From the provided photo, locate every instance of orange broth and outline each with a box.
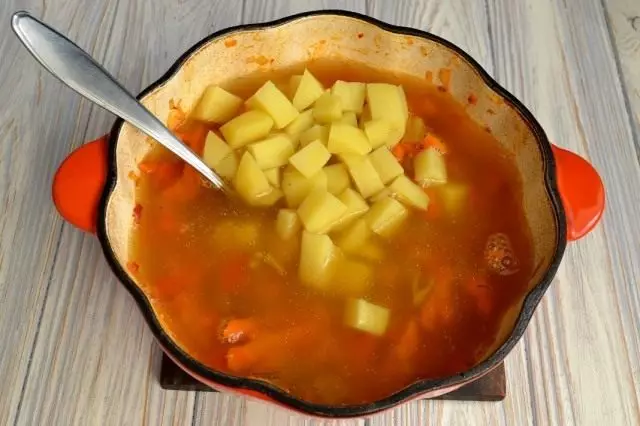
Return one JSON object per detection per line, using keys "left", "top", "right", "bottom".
{"left": 130, "top": 61, "right": 534, "bottom": 405}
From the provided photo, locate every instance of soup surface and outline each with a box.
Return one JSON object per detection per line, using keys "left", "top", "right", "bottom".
{"left": 130, "top": 61, "right": 534, "bottom": 405}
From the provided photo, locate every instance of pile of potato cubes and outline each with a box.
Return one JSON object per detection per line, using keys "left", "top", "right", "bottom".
{"left": 191, "top": 69, "right": 447, "bottom": 336}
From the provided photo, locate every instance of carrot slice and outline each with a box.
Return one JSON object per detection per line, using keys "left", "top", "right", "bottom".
{"left": 394, "top": 320, "right": 420, "bottom": 363}
{"left": 221, "top": 318, "right": 259, "bottom": 344}
{"left": 162, "top": 165, "right": 202, "bottom": 204}
{"left": 424, "top": 134, "right": 448, "bottom": 155}
{"left": 392, "top": 143, "right": 407, "bottom": 162}
{"left": 175, "top": 122, "right": 208, "bottom": 155}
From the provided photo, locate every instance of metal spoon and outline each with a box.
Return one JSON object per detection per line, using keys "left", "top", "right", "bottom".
{"left": 11, "top": 11, "right": 230, "bottom": 193}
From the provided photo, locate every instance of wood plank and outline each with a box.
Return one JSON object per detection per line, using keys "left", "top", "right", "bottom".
{"left": 0, "top": 1, "right": 123, "bottom": 424}
{"left": 602, "top": 0, "right": 640, "bottom": 157}
{"left": 10, "top": 1, "right": 243, "bottom": 425}
{"left": 486, "top": 1, "right": 640, "bottom": 426}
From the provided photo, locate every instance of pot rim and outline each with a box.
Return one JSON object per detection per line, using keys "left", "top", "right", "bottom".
{"left": 96, "top": 9, "right": 567, "bottom": 417}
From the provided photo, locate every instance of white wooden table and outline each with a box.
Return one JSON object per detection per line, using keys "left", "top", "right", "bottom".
{"left": 1, "top": 0, "right": 639, "bottom": 425}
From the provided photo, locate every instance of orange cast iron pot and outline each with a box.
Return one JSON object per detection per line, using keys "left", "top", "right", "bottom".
{"left": 50, "top": 11, "right": 605, "bottom": 418}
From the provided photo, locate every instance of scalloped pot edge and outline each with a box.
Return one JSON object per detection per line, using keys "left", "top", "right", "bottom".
{"left": 49, "top": 11, "right": 604, "bottom": 418}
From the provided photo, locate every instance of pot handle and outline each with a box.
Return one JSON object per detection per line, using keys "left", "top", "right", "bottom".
{"left": 52, "top": 135, "right": 108, "bottom": 234}
{"left": 550, "top": 144, "right": 605, "bottom": 241}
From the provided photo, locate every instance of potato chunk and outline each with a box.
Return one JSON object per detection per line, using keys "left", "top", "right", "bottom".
{"left": 333, "top": 257, "right": 373, "bottom": 297}
{"left": 389, "top": 175, "right": 430, "bottom": 210}
{"left": 405, "top": 115, "right": 427, "bottom": 142}
{"left": 369, "top": 146, "right": 404, "bottom": 184}
{"left": 332, "top": 188, "right": 370, "bottom": 231}
{"left": 299, "top": 231, "right": 338, "bottom": 288}
{"left": 281, "top": 166, "right": 327, "bottom": 207}
{"left": 264, "top": 167, "right": 281, "bottom": 187}
{"left": 276, "top": 209, "right": 301, "bottom": 240}
{"left": 438, "top": 183, "right": 468, "bottom": 216}
{"left": 328, "top": 124, "right": 372, "bottom": 155}
{"left": 366, "top": 83, "right": 408, "bottom": 133}
{"left": 345, "top": 156, "right": 385, "bottom": 198}
{"left": 365, "top": 196, "right": 409, "bottom": 237}
{"left": 214, "top": 151, "right": 238, "bottom": 179}
{"left": 220, "top": 110, "right": 274, "bottom": 148}
{"left": 331, "top": 81, "right": 366, "bottom": 113}
{"left": 344, "top": 298, "right": 390, "bottom": 336}
{"left": 284, "top": 109, "right": 315, "bottom": 142}
{"left": 247, "top": 134, "right": 294, "bottom": 169}
{"left": 288, "top": 75, "right": 302, "bottom": 99}
{"left": 299, "top": 124, "right": 329, "bottom": 147}
{"left": 292, "top": 69, "right": 325, "bottom": 111}
{"left": 247, "top": 80, "right": 299, "bottom": 128}
{"left": 202, "top": 131, "right": 232, "bottom": 169}
{"left": 191, "top": 85, "right": 243, "bottom": 124}
{"left": 335, "top": 218, "right": 371, "bottom": 253}
{"left": 288, "top": 140, "right": 331, "bottom": 178}
{"left": 252, "top": 187, "right": 283, "bottom": 206}
{"left": 414, "top": 147, "right": 447, "bottom": 186}
{"left": 313, "top": 92, "right": 343, "bottom": 124}
{"left": 363, "top": 119, "right": 392, "bottom": 149}
{"left": 297, "top": 190, "right": 348, "bottom": 233}
{"left": 324, "top": 163, "right": 350, "bottom": 195}
{"left": 233, "top": 152, "right": 273, "bottom": 205}
{"left": 339, "top": 111, "right": 358, "bottom": 127}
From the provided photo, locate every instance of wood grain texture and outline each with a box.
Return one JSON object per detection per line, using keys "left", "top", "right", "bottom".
{"left": 602, "top": 0, "right": 640, "bottom": 157}
{"left": 0, "top": 0, "right": 638, "bottom": 425}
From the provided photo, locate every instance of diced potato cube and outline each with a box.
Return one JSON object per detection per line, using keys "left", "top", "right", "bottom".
{"left": 191, "top": 85, "right": 243, "bottom": 124}
{"left": 366, "top": 83, "right": 408, "bottom": 133}
{"left": 386, "top": 127, "right": 405, "bottom": 148}
{"left": 333, "top": 257, "right": 373, "bottom": 296}
{"left": 288, "top": 140, "right": 331, "bottom": 178}
{"left": 281, "top": 166, "right": 327, "bottom": 207}
{"left": 220, "top": 110, "right": 274, "bottom": 148}
{"left": 212, "top": 219, "right": 260, "bottom": 250}
{"left": 247, "top": 134, "right": 294, "bottom": 169}
{"left": 331, "top": 81, "right": 366, "bottom": 113}
{"left": 359, "top": 243, "right": 384, "bottom": 261}
{"left": 405, "top": 115, "right": 427, "bottom": 142}
{"left": 414, "top": 147, "right": 448, "bottom": 186}
{"left": 324, "top": 163, "right": 350, "bottom": 195}
{"left": 327, "top": 124, "right": 372, "bottom": 155}
{"left": 389, "top": 175, "right": 430, "bottom": 210}
{"left": 252, "top": 187, "right": 283, "bottom": 206}
{"left": 359, "top": 103, "right": 372, "bottom": 126}
{"left": 332, "top": 188, "right": 370, "bottom": 231}
{"left": 344, "top": 298, "right": 390, "bottom": 336}
{"left": 365, "top": 196, "right": 409, "bottom": 237}
{"left": 363, "top": 120, "right": 392, "bottom": 149}
{"left": 299, "top": 124, "right": 329, "bottom": 147}
{"left": 203, "top": 131, "right": 232, "bottom": 169}
{"left": 247, "top": 80, "right": 299, "bottom": 128}
{"left": 233, "top": 152, "right": 273, "bottom": 205}
{"left": 313, "top": 92, "right": 342, "bottom": 124}
{"left": 338, "top": 111, "right": 358, "bottom": 127}
{"left": 214, "top": 152, "right": 238, "bottom": 179}
{"left": 369, "top": 146, "right": 404, "bottom": 184}
{"left": 438, "top": 183, "right": 468, "bottom": 216}
{"left": 288, "top": 75, "right": 303, "bottom": 99}
{"left": 292, "top": 69, "right": 325, "bottom": 111}
{"left": 297, "top": 190, "right": 348, "bottom": 233}
{"left": 264, "top": 167, "right": 281, "bottom": 187}
{"left": 369, "top": 187, "right": 392, "bottom": 203}
{"left": 276, "top": 209, "right": 301, "bottom": 240}
{"left": 337, "top": 153, "right": 363, "bottom": 168}
{"left": 284, "top": 109, "right": 315, "bottom": 140}
{"left": 335, "top": 219, "right": 372, "bottom": 254}
{"left": 346, "top": 156, "right": 385, "bottom": 198}
{"left": 299, "top": 231, "right": 338, "bottom": 288}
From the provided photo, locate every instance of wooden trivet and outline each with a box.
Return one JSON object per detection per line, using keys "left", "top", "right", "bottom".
{"left": 159, "top": 355, "right": 505, "bottom": 401}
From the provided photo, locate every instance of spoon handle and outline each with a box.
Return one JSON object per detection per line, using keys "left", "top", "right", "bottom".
{"left": 11, "top": 11, "right": 228, "bottom": 192}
